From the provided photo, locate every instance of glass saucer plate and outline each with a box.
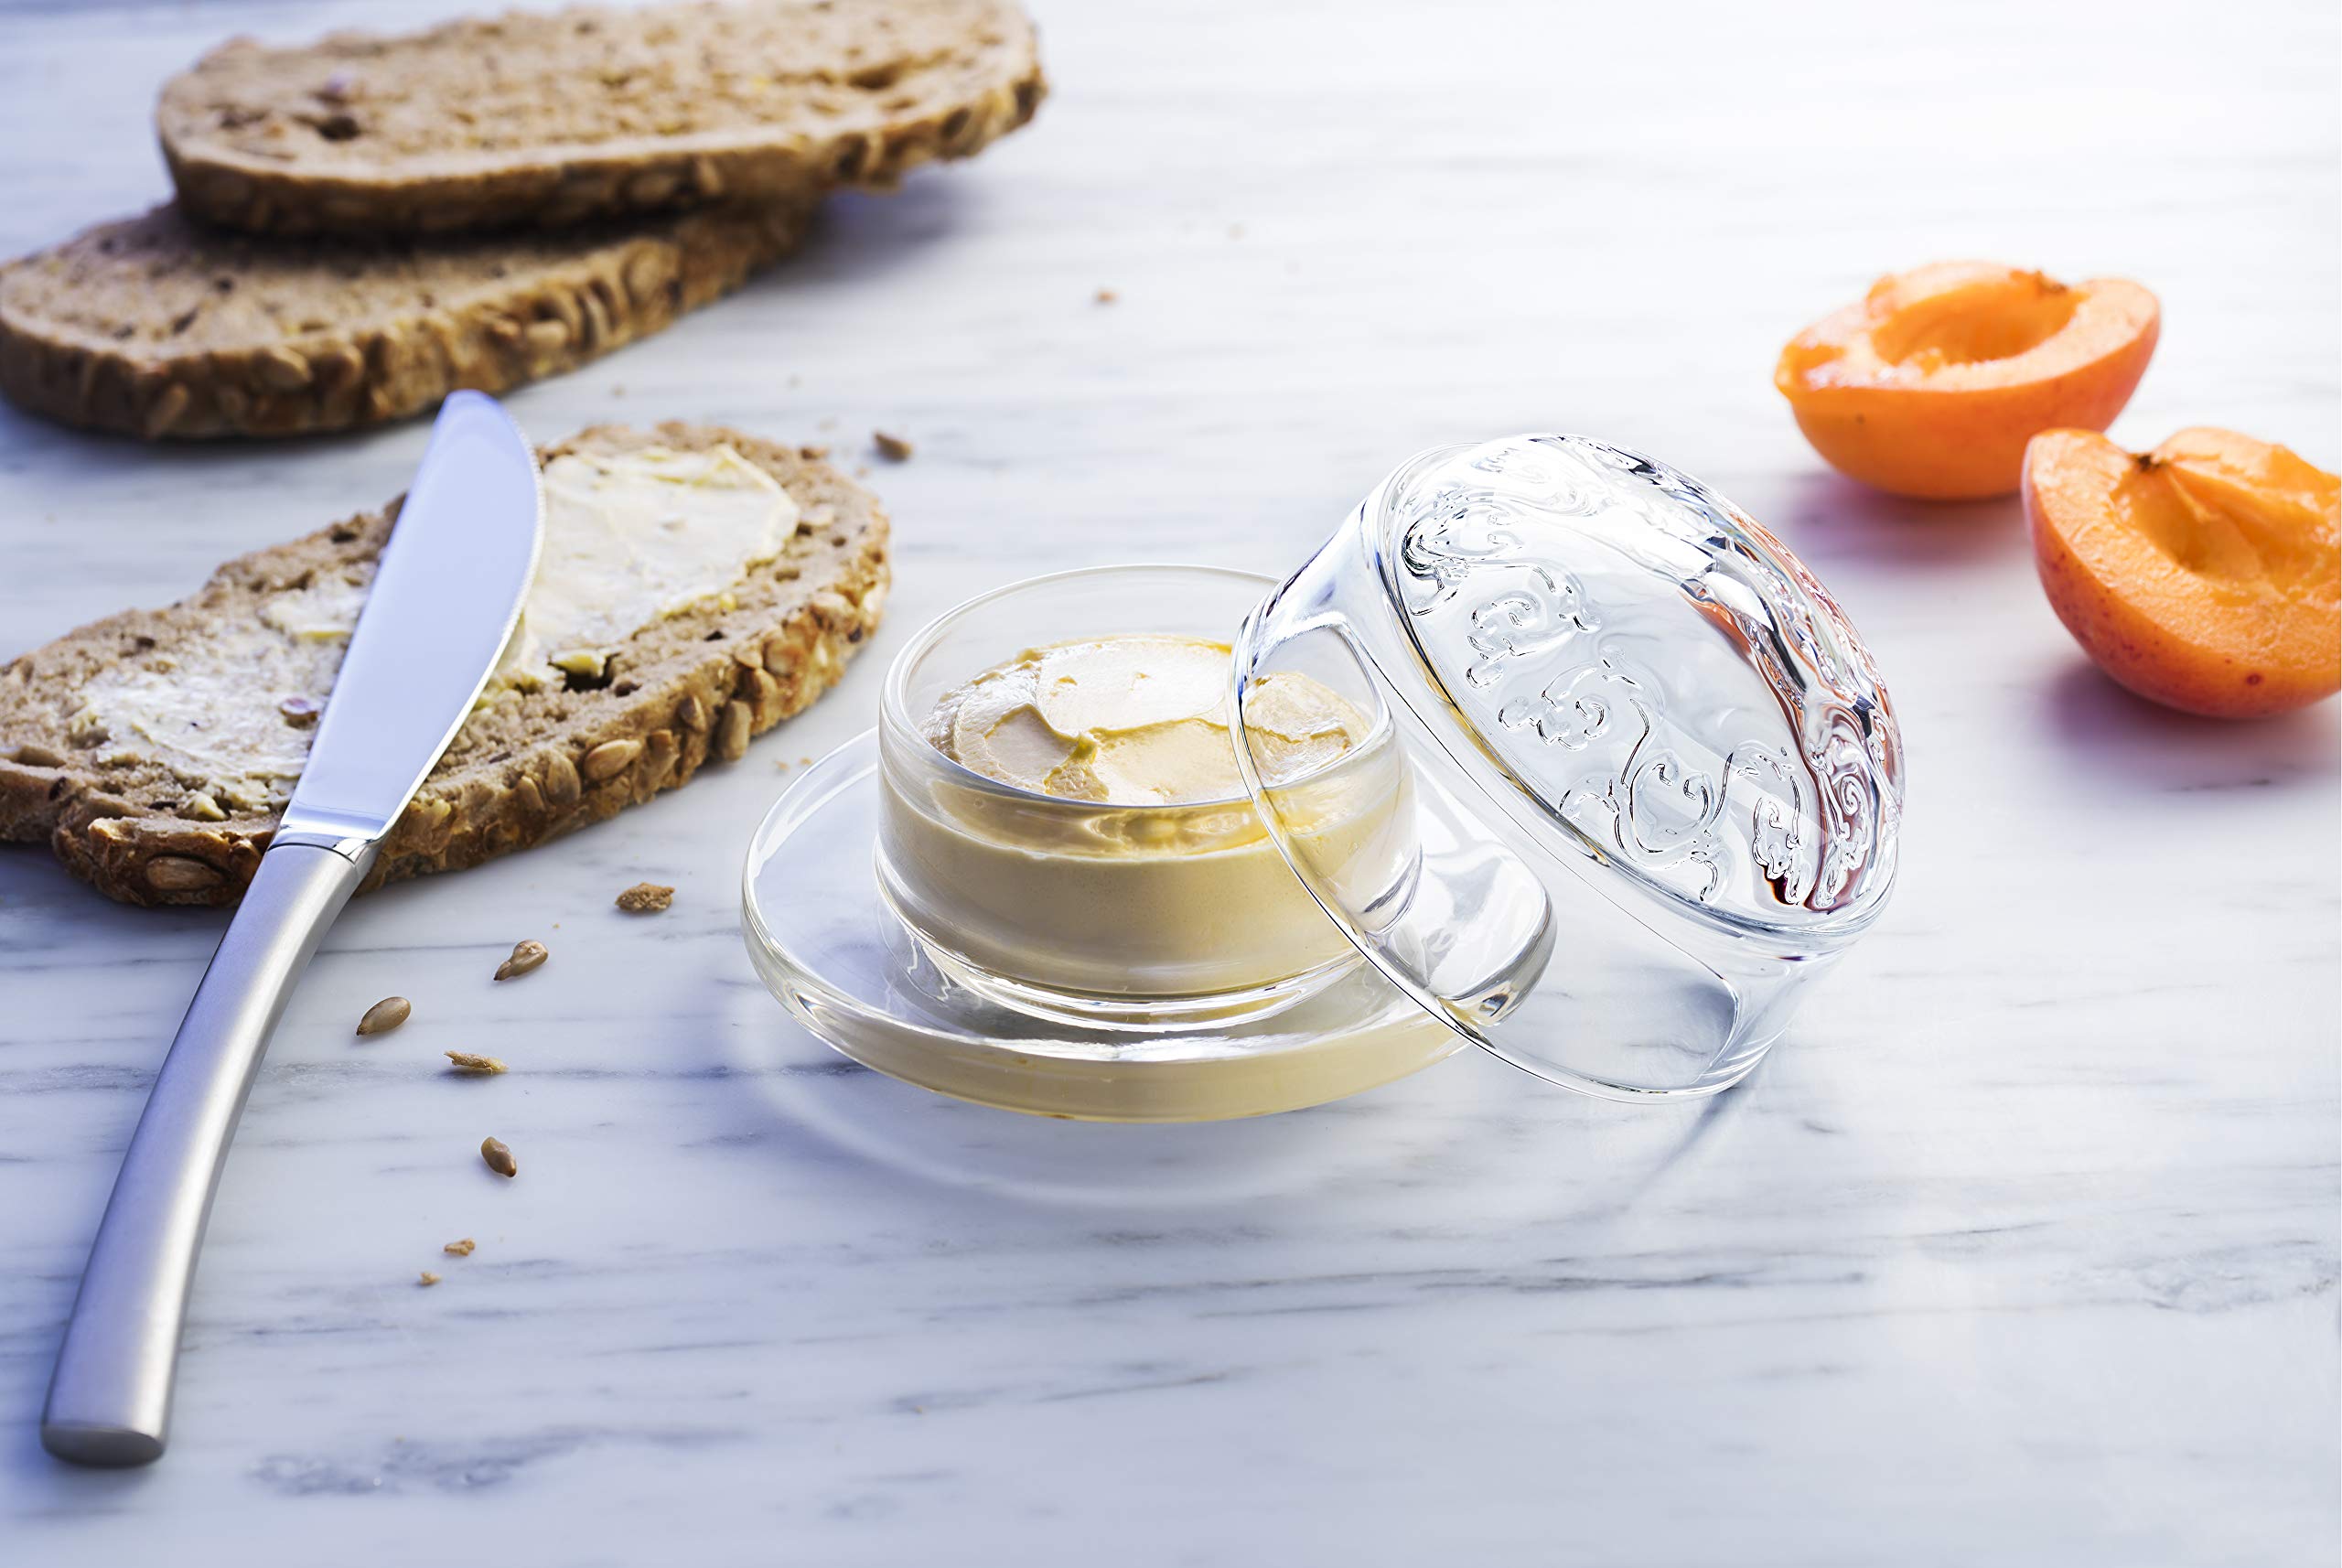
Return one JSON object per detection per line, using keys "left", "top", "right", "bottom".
{"left": 741, "top": 733, "right": 1466, "bottom": 1122}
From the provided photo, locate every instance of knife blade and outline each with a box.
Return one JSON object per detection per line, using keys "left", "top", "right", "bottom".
{"left": 39, "top": 392, "right": 543, "bottom": 1466}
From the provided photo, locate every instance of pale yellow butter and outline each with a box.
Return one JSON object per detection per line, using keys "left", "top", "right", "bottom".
{"left": 887, "top": 634, "right": 1403, "bottom": 1002}
{"left": 70, "top": 444, "right": 795, "bottom": 808}
{"left": 502, "top": 444, "right": 795, "bottom": 688}
{"left": 922, "top": 635, "right": 1368, "bottom": 807}
{"left": 70, "top": 571, "right": 371, "bottom": 810}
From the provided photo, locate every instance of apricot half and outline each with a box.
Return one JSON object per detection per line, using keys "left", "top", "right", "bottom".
{"left": 1777, "top": 263, "right": 2159, "bottom": 499}
{"left": 2026, "top": 427, "right": 2339, "bottom": 717}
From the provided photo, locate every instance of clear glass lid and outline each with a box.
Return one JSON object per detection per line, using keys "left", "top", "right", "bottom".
{"left": 1230, "top": 435, "right": 1905, "bottom": 1100}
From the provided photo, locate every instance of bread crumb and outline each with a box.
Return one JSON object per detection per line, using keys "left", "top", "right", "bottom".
{"left": 617, "top": 881, "right": 674, "bottom": 914}
{"left": 799, "top": 443, "right": 830, "bottom": 460}
{"left": 1094, "top": 287, "right": 1117, "bottom": 305}
{"left": 446, "top": 1051, "right": 507, "bottom": 1075}
{"left": 873, "top": 430, "right": 914, "bottom": 462}
{"left": 418, "top": 1271, "right": 442, "bottom": 1287}
{"left": 444, "top": 1239, "right": 476, "bottom": 1257}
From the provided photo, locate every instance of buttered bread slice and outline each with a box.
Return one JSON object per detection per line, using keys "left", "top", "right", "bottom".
{"left": 0, "top": 424, "right": 887, "bottom": 906}
{"left": 159, "top": 0, "right": 1045, "bottom": 237}
{"left": 0, "top": 202, "right": 811, "bottom": 440}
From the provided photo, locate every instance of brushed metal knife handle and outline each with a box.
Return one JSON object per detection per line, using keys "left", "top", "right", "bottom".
{"left": 41, "top": 838, "right": 377, "bottom": 1466}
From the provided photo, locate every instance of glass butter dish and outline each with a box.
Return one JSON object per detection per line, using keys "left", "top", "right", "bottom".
{"left": 743, "top": 435, "right": 1904, "bottom": 1120}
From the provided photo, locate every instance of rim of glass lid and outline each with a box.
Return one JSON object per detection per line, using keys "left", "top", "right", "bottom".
{"left": 1226, "top": 433, "right": 1906, "bottom": 1100}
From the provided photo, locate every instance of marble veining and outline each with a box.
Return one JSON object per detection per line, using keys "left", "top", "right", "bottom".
{"left": 0, "top": 0, "right": 2336, "bottom": 1563}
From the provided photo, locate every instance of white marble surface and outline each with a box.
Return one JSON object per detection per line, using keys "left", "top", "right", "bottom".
{"left": 2, "top": 0, "right": 2337, "bottom": 1562}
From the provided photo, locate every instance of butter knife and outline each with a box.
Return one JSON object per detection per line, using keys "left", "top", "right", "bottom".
{"left": 41, "top": 392, "right": 543, "bottom": 1466}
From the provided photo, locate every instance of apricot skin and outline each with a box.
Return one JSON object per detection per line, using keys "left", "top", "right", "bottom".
{"left": 2026, "top": 427, "right": 2340, "bottom": 718}
{"left": 1777, "top": 263, "right": 2159, "bottom": 500}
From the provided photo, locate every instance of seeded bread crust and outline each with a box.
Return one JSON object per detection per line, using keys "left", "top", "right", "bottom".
{"left": 0, "top": 424, "right": 888, "bottom": 908}
{"left": 159, "top": 0, "right": 1045, "bottom": 238}
{"left": 0, "top": 202, "right": 813, "bottom": 441}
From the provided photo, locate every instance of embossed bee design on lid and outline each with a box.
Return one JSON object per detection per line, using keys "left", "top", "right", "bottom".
{"left": 1233, "top": 433, "right": 1905, "bottom": 1100}
{"left": 1381, "top": 435, "right": 1901, "bottom": 932}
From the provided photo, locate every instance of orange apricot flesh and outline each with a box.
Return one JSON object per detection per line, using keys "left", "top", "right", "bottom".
{"left": 2025, "top": 427, "right": 2339, "bottom": 718}
{"left": 1777, "top": 263, "right": 2159, "bottom": 499}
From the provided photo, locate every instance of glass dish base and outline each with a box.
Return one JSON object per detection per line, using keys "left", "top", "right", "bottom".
{"left": 742, "top": 733, "right": 1467, "bottom": 1122}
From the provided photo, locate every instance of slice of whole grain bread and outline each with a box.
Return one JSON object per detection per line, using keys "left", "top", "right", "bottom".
{"left": 0, "top": 424, "right": 887, "bottom": 907}
{"left": 159, "top": 0, "right": 1045, "bottom": 238}
{"left": 0, "top": 202, "right": 812, "bottom": 440}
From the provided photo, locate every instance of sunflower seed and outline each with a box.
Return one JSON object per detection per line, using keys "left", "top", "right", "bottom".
{"left": 254, "top": 345, "right": 312, "bottom": 391}
{"left": 494, "top": 940, "right": 547, "bottom": 981}
{"left": 143, "top": 383, "right": 190, "bottom": 439}
{"left": 356, "top": 996, "right": 411, "bottom": 1036}
{"left": 581, "top": 737, "right": 642, "bottom": 781}
{"left": 146, "top": 855, "right": 224, "bottom": 892}
{"left": 714, "top": 700, "right": 751, "bottom": 761}
{"left": 480, "top": 1137, "right": 517, "bottom": 1177}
